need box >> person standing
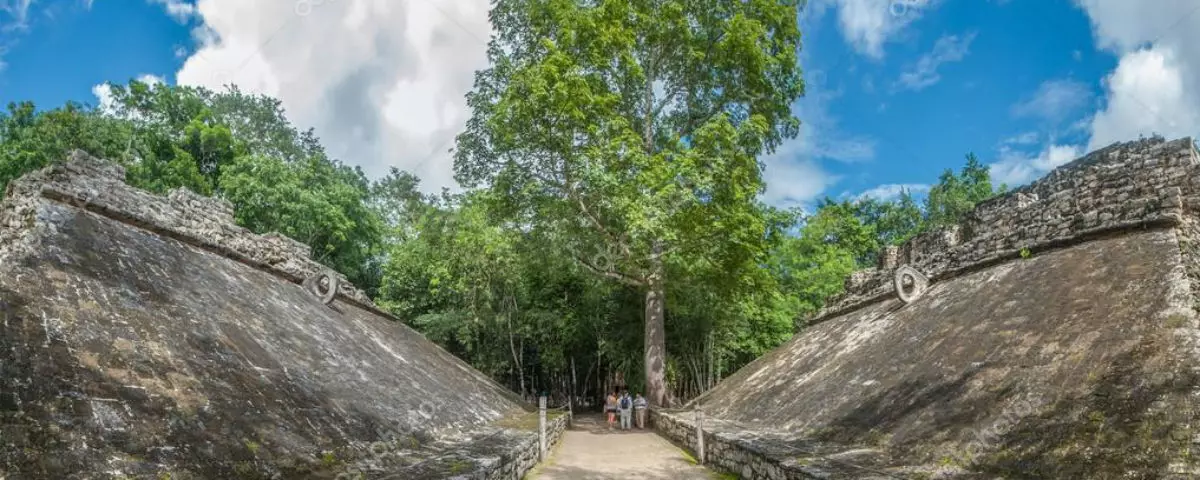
[633,392,648,429]
[618,390,633,430]
[605,389,619,429]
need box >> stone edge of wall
[481,412,570,480]
[0,149,392,318]
[651,409,813,480]
[803,136,1200,328]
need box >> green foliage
[924,153,1003,231]
[0,80,384,294]
[781,155,1002,318]
[453,0,805,405]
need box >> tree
[0,101,131,192]
[454,0,804,406]
[924,153,1000,230]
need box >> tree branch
[574,253,645,288]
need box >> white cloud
[792,72,877,164]
[149,0,196,23]
[759,75,877,209]
[0,0,32,31]
[830,0,937,59]
[1001,131,1039,146]
[165,0,492,194]
[1074,0,1200,150]
[1011,79,1093,122]
[988,143,1083,187]
[761,149,842,210]
[1086,47,1200,150]
[857,183,929,201]
[894,32,976,91]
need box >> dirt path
[530,413,720,480]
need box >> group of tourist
[604,389,649,430]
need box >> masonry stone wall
[481,412,569,480]
[0,149,377,312]
[652,410,796,480]
[651,409,891,479]
[0,151,569,479]
[809,136,1200,326]
[677,136,1200,478]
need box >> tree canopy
[453,0,805,407]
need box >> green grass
[678,447,699,465]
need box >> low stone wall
[480,411,570,480]
[322,412,570,480]
[808,136,1200,326]
[652,409,833,480]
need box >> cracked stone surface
[0,153,567,479]
[659,137,1200,479]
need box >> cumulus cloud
[1086,47,1200,150]
[761,153,842,210]
[830,0,937,59]
[857,183,929,201]
[1074,0,1200,150]
[988,143,1083,187]
[1010,79,1093,122]
[894,32,976,91]
[163,0,492,194]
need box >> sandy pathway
[530,414,719,479]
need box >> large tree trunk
[644,240,667,407]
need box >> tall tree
[924,153,1000,230]
[454,0,804,406]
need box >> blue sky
[2,0,1199,209]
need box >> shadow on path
[532,414,718,479]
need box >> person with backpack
[633,392,648,429]
[618,389,633,430]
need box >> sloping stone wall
[0,151,567,479]
[681,229,1200,477]
[675,137,1200,478]
[809,136,1200,326]
[0,150,377,312]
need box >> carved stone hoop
[303,270,339,305]
[894,265,929,304]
